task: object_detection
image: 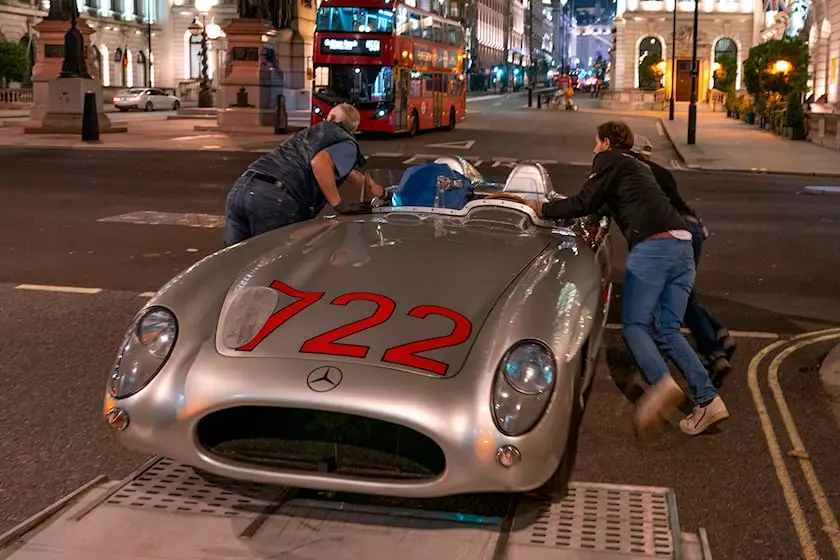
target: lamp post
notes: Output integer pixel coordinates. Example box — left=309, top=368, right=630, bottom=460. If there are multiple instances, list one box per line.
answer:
left=668, top=0, right=676, bottom=120
left=686, top=0, right=699, bottom=144
left=189, top=0, right=218, bottom=108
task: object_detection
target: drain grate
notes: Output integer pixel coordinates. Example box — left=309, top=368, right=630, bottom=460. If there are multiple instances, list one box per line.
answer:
left=510, top=482, right=675, bottom=557
left=98, top=211, right=225, bottom=228
left=104, top=458, right=278, bottom=517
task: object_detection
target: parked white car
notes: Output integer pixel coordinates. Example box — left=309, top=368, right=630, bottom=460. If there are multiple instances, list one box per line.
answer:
left=113, top=88, right=181, bottom=112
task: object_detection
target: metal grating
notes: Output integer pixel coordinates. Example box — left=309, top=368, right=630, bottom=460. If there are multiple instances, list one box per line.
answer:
left=104, top=458, right=278, bottom=517
left=512, top=482, right=675, bottom=557
left=98, top=211, right=225, bottom=228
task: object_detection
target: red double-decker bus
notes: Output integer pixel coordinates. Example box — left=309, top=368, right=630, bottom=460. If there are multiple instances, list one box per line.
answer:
left=311, top=0, right=467, bottom=135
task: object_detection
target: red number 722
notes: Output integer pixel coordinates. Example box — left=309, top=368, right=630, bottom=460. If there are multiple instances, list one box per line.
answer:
left=235, top=280, right=473, bottom=376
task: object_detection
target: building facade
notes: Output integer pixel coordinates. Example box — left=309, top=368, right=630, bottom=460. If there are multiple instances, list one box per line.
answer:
left=802, top=0, right=837, bottom=104
left=609, top=0, right=765, bottom=102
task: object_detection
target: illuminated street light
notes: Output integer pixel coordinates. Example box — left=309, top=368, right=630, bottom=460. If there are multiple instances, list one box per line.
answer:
left=774, top=60, right=792, bottom=74
left=189, top=0, right=214, bottom=108
left=712, top=62, right=721, bottom=72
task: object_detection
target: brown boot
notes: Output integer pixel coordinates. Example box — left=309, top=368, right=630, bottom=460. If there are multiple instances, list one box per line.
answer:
left=634, top=376, right=685, bottom=436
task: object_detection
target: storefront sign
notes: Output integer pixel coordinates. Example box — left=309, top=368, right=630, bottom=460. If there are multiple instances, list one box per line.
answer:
left=321, top=38, right=382, bottom=55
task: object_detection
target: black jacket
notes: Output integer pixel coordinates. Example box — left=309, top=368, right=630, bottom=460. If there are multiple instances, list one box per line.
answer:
left=640, top=156, right=698, bottom=218
left=542, top=149, right=688, bottom=248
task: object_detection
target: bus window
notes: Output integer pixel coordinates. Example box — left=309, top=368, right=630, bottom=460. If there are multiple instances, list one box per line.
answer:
left=421, top=16, right=434, bottom=41
left=423, top=73, right=434, bottom=97
left=410, top=75, right=422, bottom=97
left=313, top=65, right=394, bottom=105
left=431, top=19, right=444, bottom=44
left=315, top=7, right=394, bottom=33
left=314, top=66, right=329, bottom=88
left=445, top=24, right=457, bottom=46
left=453, top=26, right=465, bottom=47
left=395, top=7, right=409, bottom=36
left=409, top=13, right=422, bottom=38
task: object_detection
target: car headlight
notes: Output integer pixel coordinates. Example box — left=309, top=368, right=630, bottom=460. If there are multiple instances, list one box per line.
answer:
left=492, top=340, right=556, bottom=437
left=109, top=307, right=178, bottom=398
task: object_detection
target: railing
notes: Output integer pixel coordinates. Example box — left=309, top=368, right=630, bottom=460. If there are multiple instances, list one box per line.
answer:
left=600, top=88, right=667, bottom=110
left=0, top=88, right=34, bottom=109
left=708, top=89, right=726, bottom=112
left=805, top=112, right=840, bottom=150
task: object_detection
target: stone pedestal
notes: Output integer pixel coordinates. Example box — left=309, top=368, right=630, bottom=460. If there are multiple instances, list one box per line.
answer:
left=29, top=18, right=100, bottom=124
left=24, top=77, right=126, bottom=134
left=217, top=18, right=285, bottom=133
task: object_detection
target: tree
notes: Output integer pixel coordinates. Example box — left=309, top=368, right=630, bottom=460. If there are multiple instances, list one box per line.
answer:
left=638, top=52, right=662, bottom=89
left=0, top=41, right=30, bottom=86
left=743, top=37, right=809, bottom=98
left=714, top=54, right=737, bottom=92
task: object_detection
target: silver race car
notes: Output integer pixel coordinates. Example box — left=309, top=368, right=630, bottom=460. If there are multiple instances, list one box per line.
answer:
left=104, top=161, right=613, bottom=498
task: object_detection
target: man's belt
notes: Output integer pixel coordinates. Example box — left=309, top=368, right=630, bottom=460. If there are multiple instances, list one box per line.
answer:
left=241, top=169, right=279, bottom=185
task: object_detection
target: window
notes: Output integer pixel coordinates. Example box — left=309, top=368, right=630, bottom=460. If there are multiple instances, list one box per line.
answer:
left=421, top=16, right=435, bottom=40
left=396, top=6, right=410, bottom=35
left=189, top=34, right=202, bottom=79
left=312, top=65, right=394, bottom=106
left=409, top=13, right=422, bottom=37
left=316, top=7, right=394, bottom=33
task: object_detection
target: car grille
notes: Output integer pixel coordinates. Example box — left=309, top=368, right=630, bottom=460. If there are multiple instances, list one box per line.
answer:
left=197, top=407, right=446, bottom=479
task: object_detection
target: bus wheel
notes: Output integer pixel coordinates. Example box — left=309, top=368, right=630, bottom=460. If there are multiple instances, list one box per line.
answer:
left=447, top=107, right=456, bottom=130
left=409, top=110, right=419, bottom=137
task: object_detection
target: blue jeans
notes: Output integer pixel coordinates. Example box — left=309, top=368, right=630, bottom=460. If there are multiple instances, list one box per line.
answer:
left=223, top=176, right=308, bottom=247
left=683, top=220, right=726, bottom=362
left=622, top=238, right=718, bottom=406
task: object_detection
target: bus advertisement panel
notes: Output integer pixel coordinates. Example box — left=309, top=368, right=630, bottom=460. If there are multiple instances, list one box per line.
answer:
left=311, top=0, right=466, bottom=135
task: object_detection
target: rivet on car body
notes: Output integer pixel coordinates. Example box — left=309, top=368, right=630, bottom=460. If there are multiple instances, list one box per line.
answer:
left=496, top=445, right=521, bottom=468
left=106, top=407, right=130, bottom=431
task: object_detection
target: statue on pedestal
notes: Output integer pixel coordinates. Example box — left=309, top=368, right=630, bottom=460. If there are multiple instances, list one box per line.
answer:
left=59, top=15, right=91, bottom=79
left=46, top=0, right=79, bottom=21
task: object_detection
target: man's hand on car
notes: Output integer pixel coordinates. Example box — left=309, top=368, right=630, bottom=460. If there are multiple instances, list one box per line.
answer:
left=334, top=200, right=373, bottom=215
left=363, top=173, right=386, bottom=199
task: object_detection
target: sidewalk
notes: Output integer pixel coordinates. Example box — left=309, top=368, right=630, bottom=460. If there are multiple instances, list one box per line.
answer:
left=572, top=97, right=840, bottom=177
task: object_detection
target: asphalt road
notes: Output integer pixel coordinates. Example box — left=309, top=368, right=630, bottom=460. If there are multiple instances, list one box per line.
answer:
left=0, top=106, right=839, bottom=559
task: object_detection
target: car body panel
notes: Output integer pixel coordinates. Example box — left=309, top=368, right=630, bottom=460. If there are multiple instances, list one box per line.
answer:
left=105, top=172, right=613, bottom=499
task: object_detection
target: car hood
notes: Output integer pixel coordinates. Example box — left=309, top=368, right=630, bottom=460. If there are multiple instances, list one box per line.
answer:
left=215, top=216, right=550, bottom=378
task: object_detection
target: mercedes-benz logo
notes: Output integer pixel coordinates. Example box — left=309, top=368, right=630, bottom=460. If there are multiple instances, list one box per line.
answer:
left=306, top=366, right=343, bottom=392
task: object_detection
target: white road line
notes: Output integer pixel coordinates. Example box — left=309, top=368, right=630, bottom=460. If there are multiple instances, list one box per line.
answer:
left=138, top=292, right=157, bottom=298
left=14, top=284, right=102, bottom=295
left=186, top=248, right=199, bottom=253
left=605, top=323, right=780, bottom=339
left=656, top=121, right=665, bottom=136
left=170, top=134, right=227, bottom=142
left=569, top=161, right=592, bottom=166
left=370, top=152, right=405, bottom=157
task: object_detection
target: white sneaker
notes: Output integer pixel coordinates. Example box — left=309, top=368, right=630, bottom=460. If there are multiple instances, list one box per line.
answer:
left=634, top=375, right=685, bottom=437
left=679, top=396, right=730, bottom=436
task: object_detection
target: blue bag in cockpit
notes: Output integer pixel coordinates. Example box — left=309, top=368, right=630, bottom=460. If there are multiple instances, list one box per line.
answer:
left=390, top=163, right=473, bottom=210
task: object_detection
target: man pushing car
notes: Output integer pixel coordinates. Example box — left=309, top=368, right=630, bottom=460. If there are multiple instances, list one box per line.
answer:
left=223, top=103, right=385, bottom=247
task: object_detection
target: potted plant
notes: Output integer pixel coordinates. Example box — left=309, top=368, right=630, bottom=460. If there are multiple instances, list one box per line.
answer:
left=739, top=96, right=755, bottom=124
left=725, top=88, right=738, bottom=117
left=784, top=88, right=806, bottom=140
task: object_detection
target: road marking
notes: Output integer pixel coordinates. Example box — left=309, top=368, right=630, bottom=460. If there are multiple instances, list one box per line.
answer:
left=768, top=332, right=840, bottom=556
left=425, top=140, right=476, bottom=150
left=370, top=152, right=405, bottom=157
left=604, top=323, right=780, bottom=339
left=570, top=161, right=592, bottom=167
left=656, top=121, right=665, bottom=136
left=671, top=159, right=683, bottom=170
left=138, top=291, right=157, bottom=298
left=748, top=328, right=840, bottom=560
left=98, top=211, right=225, bottom=228
left=14, top=284, right=102, bottom=294
left=186, top=248, right=199, bottom=253
left=804, top=186, right=840, bottom=195
left=170, top=134, right=226, bottom=142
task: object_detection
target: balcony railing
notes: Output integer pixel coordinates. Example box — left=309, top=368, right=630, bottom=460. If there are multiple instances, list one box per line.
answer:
left=0, top=88, right=34, bottom=108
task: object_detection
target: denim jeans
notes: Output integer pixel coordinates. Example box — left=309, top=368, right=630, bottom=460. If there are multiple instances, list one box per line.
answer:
left=622, top=238, right=718, bottom=406
left=223, top=176, right=308, bottom=247
left=683, top=219, right=726, bottom=362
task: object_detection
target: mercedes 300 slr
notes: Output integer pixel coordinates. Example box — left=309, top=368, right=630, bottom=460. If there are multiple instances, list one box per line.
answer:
left=103, top=159, right=613, bottom=498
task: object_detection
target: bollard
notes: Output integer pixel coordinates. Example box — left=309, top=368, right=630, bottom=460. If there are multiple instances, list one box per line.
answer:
left=81, top=91, right=99, bottom=143
left=537, top=92, right=542, bottom=109
left=528, top=87, right=533, bottom=107
left=274, top=94, right=288, bottom=134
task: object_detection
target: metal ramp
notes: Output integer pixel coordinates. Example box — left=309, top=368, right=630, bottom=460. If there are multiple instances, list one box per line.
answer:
left=0, top=457, right=712, bottom=560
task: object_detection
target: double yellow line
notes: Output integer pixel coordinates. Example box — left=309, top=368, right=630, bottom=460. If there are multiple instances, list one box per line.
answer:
left=748, top=328, right=840, bottom=559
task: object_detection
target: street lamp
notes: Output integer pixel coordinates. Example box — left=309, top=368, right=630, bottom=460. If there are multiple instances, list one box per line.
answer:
left=773, top=59, right=792, bottom=74
left=668, top=0, right=676, bottom=121
left=189, top=0, right=215, bottom=108
left=686, top=0, right=699, bottom=145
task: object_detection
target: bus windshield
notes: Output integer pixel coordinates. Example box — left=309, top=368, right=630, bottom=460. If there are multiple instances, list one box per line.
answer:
left=313, top=64, right=394, bottom=106
left=316, top=7, right=394, bottom=33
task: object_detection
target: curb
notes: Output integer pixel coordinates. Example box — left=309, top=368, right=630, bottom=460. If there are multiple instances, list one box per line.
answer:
left=681, top=165, right=840, bottom=178
left=657, top=117, right=687, bottom=166
left=819, top=342, right=840, bottom=426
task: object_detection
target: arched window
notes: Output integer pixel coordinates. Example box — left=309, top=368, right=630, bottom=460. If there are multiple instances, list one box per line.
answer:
left=18, top=35, right=36, bottom=84
left=189, top=34, right=202, bottom=79
left=713, top=38, right=738, bottom=90
left=92, top=44, right=103, bottom=82
left=136, top=51, right=147, bottom=87
left=638, top=36, right=663, bottom=89
left=113, top=48, right=124, bottom=87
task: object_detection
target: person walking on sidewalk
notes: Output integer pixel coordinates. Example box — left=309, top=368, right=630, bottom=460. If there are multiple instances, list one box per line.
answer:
left=528, top=121, right=730, bottom=436
left=630, top=136, right=737, bottom=387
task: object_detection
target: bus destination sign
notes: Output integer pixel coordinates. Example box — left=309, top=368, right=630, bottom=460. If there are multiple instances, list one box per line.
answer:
left=321, top=38, right=382, bottom=56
